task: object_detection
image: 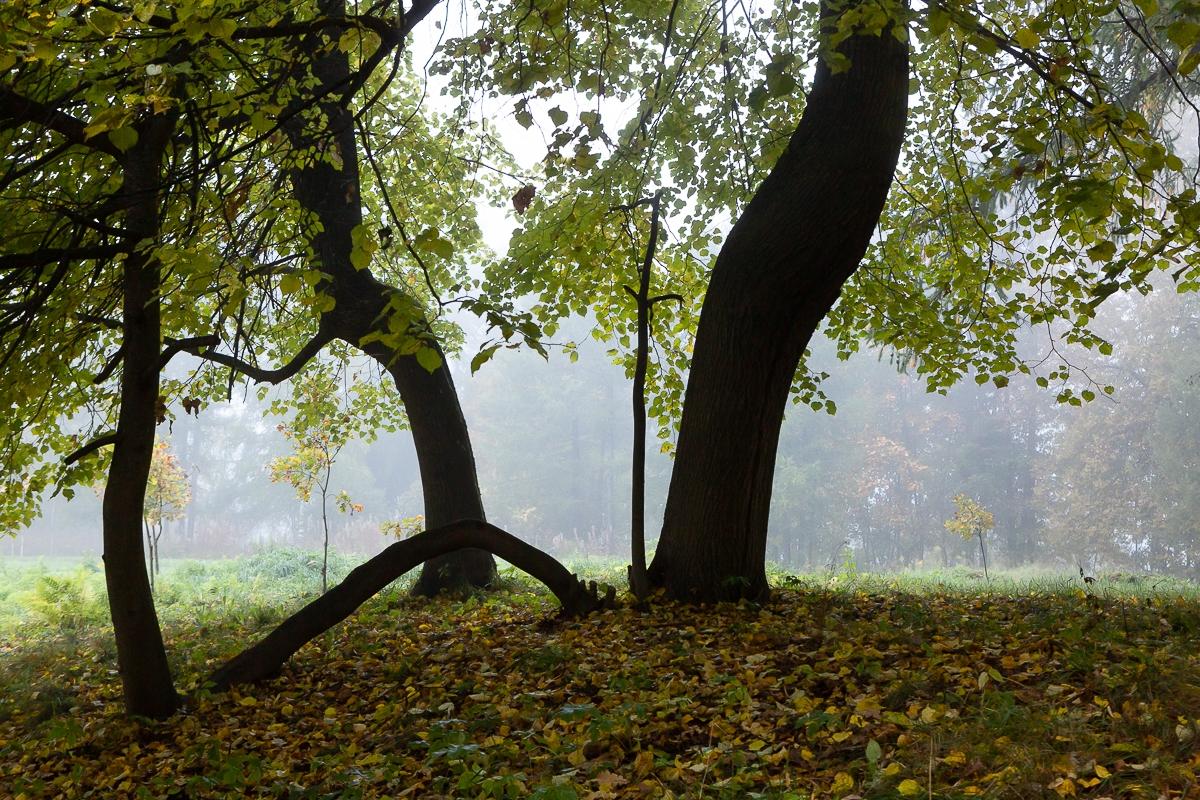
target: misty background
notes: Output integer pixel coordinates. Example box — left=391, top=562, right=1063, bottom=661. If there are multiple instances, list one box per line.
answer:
left=10, top=277, right=1199, bottom=578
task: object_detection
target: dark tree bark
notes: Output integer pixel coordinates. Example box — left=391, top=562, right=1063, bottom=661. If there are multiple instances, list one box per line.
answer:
left=284, top=0, right=495, bottom=594
left=649, top=6, right=910, bottom=601
left=205, top=520, right=613, bottom=690
left=101, top=119, right=180, bottom=719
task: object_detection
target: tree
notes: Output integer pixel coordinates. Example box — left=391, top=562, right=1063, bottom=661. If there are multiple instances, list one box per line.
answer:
left=143, top=441, right=191, bottom=593
left=944, top=493, right=996, bottom=579
left=464, top=0, right=1200, bottom=598
left=269, top=365, right=369, bottom=594
left=8, top=0, right=1200, bottom=709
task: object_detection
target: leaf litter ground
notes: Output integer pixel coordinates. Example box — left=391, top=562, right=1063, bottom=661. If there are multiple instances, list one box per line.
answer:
left=3, top=579, right=1199, bottom=799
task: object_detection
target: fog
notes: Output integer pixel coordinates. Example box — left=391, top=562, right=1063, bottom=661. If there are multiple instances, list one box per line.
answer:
left=10, top=278, right=1198, bottom=579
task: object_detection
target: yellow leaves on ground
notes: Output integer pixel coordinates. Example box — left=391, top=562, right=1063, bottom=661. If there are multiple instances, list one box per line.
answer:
left=2, top=583, right=1200, bottom=798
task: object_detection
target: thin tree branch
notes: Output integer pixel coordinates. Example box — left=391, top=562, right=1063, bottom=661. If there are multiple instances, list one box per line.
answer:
left=64, top=431, right=119, bottom=466
left=190, top=331, right=331, bottom=384
left=159, top=334, right=221, bottom=370
left=93, top=345, right=125, bottom=384
left=0, top=87, right=123, bottom=158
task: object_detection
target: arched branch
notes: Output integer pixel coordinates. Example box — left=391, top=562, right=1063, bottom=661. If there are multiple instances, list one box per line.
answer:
left=204, top=520, right=615, bottom=692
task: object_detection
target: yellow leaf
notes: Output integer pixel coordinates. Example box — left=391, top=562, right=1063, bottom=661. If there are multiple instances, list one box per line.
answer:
left=898, top=778, right=922, bottom=796
left=633, top=749, right=655, bottom=777
left=1015, top=28, right=1040, bottom=49
left=1094, top=765, right=1111, bottom=779
left=831, top=772, right=854, bottom=794
left=1053, top=778, right=1077, bottom=797
left=831, top=730, right=853, bottom=742
left=238, top=696, right=257, bottom=706
left=324, top=707, right=337, bottom=718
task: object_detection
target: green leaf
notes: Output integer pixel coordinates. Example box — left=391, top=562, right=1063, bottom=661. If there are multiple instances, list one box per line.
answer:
left=415, top=347, right=443, bottom=373
left=415, top=228, right=454, bottom=259
left=1086, top=241, right=1116, bottom=262
left=548, top=107, right=568, bottom=127
left=865, top=739, right=882, bottom=765
left=470, top=345, right=500, bottom=374
left=108, top=126, right=138, bottom=152
left=350, top=224, right=376, bottom=270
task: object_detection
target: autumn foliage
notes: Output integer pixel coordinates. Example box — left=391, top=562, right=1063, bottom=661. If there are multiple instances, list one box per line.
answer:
left=4, top=580, right=1199, bottom=798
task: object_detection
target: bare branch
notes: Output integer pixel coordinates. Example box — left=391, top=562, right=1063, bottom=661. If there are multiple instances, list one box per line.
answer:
left=159, top=334, right=221, bottom=370
left=64, top=431, right=119, bottom=466
left=189, top=331, right=331, bottom=384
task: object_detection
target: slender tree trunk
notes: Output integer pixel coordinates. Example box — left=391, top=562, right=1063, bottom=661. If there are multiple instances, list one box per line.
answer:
left=285, top=2, right=495, bottom=595
left=978, top=533, right=989, bottom=580
left=627, top=193, right=663, bottom=601
left=101, top=127, right=179, bottom=719
left=648, top=3, right=909, bottom=601
left=320, top=469, right=330, bottom=594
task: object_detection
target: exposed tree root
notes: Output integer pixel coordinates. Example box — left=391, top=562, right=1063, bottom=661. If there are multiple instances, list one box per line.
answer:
left=204, top=520, right=615, bottom=692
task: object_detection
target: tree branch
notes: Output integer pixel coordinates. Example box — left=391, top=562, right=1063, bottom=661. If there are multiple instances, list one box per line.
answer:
left=0, top=87, right=123, bottom=158
left=0, top=244, right=126, bottom=272
left=93, top=344, right=125, bottom=384
left=189, top=331, right=331, bottom=384
left=64, top=431, right=119, bottom=466
left=204, top=520, right=615, bottom=691
left=159, top=334, right=220, bottom=370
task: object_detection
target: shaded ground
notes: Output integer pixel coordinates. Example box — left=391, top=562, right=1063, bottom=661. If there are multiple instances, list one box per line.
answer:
left=2, top=571, right=1199, bottom=798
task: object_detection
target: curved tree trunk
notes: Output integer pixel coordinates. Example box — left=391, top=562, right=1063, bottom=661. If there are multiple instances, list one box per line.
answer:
left=649, top=4, right=910, bottom=601
left=206, top=520, right=612, bottom=691
left=286, top=0, right=495, bottom=594
left=374, top=344, right=496, bottom=594
left=102, top=124, right=180, bottom=719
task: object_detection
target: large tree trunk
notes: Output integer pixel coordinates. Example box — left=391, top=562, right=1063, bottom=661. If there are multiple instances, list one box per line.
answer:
left=287, top=1, right=495, bottom=594
left=206, top=520, right=612, bottom=691
left=649, top=5, right=910, bottom=601
left=101, top=126, right=180, bottom=719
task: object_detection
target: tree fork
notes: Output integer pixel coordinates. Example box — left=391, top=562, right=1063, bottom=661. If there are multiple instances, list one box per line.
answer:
left=288, top=0, right=496, bottom=594
left=204, top=520, right=614, bottom=691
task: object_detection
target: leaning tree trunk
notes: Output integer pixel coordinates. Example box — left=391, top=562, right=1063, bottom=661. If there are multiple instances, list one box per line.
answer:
left=206, top=520, right=612, bottom=691
left=286, top=0, right=495, bottom=595
left=375, top=343, right=495, bottom=593
left=101, top=125, right=180, bottom=719
left=648, top=3, right=910, bottom=601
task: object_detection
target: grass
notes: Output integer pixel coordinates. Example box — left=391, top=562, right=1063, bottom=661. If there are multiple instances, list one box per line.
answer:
left=1, top=553, right=1198, bottom=798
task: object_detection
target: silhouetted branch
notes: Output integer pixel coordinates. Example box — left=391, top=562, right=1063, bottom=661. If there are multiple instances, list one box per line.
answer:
left=64, top=431, right=118, bottom=465
left=189, top=331, right=331, bottom=384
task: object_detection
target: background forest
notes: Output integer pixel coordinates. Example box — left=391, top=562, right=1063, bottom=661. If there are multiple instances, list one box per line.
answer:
left=13, top=282, right=1198, bottom=578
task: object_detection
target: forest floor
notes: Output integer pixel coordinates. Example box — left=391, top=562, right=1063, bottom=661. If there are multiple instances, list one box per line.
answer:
left=1, top=556, right=1198, bottom=799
